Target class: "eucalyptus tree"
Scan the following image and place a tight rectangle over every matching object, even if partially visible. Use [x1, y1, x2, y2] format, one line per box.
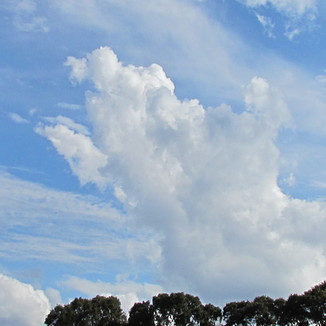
[45, 295, 127, 326]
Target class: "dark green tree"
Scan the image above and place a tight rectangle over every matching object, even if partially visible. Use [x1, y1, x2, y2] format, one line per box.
[281, 294, 309, 326]
[251, 296, 278, 326]
[272, 298, 286, 325]
[45, 295, 127, 326]
[152, 293, 172, 326]
[223, 300, 256, 326]
[200, 303, 222, 326]
[302, 281, 326, 326]
[128, 301, 154, 326]
[149, 292, 221, 326]
[45, 280, 326, 326]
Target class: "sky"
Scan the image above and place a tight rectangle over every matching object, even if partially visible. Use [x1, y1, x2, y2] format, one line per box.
[1, 0, 326, 324]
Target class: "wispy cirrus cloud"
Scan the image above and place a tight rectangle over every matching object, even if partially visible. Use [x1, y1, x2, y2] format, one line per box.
[238, 0, 318, 39]
[239, 0, 317, 17]
[256, 13, 275, 37]
[57, 102, 82, 111]
[0, 169, 160, 272]
[8, 112, 29, 124]
[1, 0, 49, 32]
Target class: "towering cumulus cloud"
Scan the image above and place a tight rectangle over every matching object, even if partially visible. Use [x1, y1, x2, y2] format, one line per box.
[38, 47, 326, 303]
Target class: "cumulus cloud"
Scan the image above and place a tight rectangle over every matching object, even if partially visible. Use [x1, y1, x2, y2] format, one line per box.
[43, 115, 90, 135]
[0, 274, 50, 326]
[35, 123, 108, 186]
[52, 0, 256, 106]
[38, 47, 326, 304]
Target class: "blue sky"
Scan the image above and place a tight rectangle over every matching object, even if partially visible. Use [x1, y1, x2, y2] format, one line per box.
[1, 0, 326, 324]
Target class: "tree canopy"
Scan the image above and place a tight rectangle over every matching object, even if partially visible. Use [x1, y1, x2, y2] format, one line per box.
[45, 281, 326, 326]
[45, 295, 127, 326]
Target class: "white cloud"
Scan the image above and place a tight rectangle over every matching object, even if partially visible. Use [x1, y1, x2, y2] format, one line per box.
[239, 0, 318, 39]
[65, 56, 88, 83]
[2, 0, 49, 32]
[240, 0, 317, 17]
[52, 0, 255, 105]
[44, 288, 62, 308]
[282, 172, 296, 187]
[14, 15, 49, 32]
[311, 180, 326, 190]
[16, 0, 36, 14]
[244, 76, 291, 131]
[0, 169, 160, 270]
[316, 74, 326, 84]
[284, 26, 300, 40]
[43, 115, 90, 135]
[35, 123, 108, 186]
[0, 274, 50, 326]
[47, 0, 326, 139]
[8, 112, 28, 124]
[43, 1, 326, 201]
[57, 102, 82, 110]
[29, 108, 38, 116]
[256, 13, 275, 38]
[38, 47, 326, 304]
[61, 276, 163, 313]
[114, 185, 127, 203]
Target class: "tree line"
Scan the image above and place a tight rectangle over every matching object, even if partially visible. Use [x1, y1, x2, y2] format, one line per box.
[45, 280, 326, 326]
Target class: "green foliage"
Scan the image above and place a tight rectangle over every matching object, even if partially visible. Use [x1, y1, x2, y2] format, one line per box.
[152, 292, 202, 325]
[200, 303, 222, 326]
[223, 300, 255, 326]
[128, 301, 154, 326]
[281, 294, 309, 326]
[45, 281, 326, 326]
[303, 281, 326, 326]
[45, 295, 127, 326]
[222, 281, 326, 326]
[251, 296, 280, 326]
[129, 292, 221, 326]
